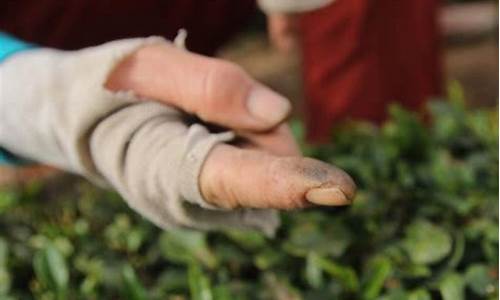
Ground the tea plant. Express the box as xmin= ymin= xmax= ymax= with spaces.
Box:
xmin=0 ymin=86 xmax=497 ymax=299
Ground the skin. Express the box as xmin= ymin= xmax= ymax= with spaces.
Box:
xmin=267 ymin=13 xmax=300 ymax=53
xmin=105 ymin=42 xmax=355 ymax=210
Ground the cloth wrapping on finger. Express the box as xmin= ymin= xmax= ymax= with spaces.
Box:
xmin=257 ymin=0 xmax=334 ymax=13
xmin=0 ymin=37 xmax=279 ymax=236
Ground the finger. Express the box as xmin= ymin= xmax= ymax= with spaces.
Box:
xmin=106 ymin=43 xmax=291 ymax=131
xmin=238 ymin=124 xmax=301 ymax=156
xmin=199 ymin=144 xmax=356 ymax=210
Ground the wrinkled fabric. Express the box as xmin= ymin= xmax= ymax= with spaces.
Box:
xmin=0 ymin=37 xmax=279 ymax=235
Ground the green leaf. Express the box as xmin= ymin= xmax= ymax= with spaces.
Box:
xmin=315 ymin=255 xmax=359 ymax=292
xmin=362 ymin=256 xmax=392 ymax=299
xmin=263 ymin=273 xmax=302 ymax=300
xmin=447 ymin=80 xmax=466 ymax=108
xmin=290 ymin=119 xmax=306 ymax=142
xmin=403 ymin=220 xmax=452 ymax=264
xmin=445 ymin=231 xmax=465 ymax=270
xmin=465 ymin=264 xmax=497 ymax=297
xmin=439 ymin=273 xmax=465 ymax=300
xmin=305 ymin=252 xmax=324 ymax=289
xmin=284 ymin=219 xmax=351 ymax=258
xmin=213 ymin=243 xmax=249 ymax=266
xmin=44 ymin=245 xmax=69 ymax=291
xmin=400 ymin=264 xmax=432 ymax=279
xmin=0 ymin=238 xmax=8 ymax=267
xmin=377 ymin=288 xmax=409 ymax=300
xmin=383 ymin=105 xmax=429 ymax=161
xmin=0 ymin=191 xmax=18 ymax=214
xmin=159 ymin=229 xmax=217 ymax=268
xmin=33 ymin=242 xmax=69 ymax=299
xmin=284 ymin=222 xmax=326 ymax=256
xmin=223 ymin=229 xmax=266 ymax=251
xmin=213 ymin=284 xmax=233 ymax=300
xmin=0 ymin=268 xmax=11 ymax=295
xmin=33 ymin=252 xmax=51 ymax=289
xmin=254 ymin=248 xmax=284 ymax=270
xmin=121 ymin=264 xmax=147 ymax=300
xmin=104 ymin=214 xmax=145 ymax=252
xmin=154 ymin=269 xmax=188 ymax=293
xmin=408 ymin=289 xmax=432 ymax=300
xmin=188 ymin=264 xmax=213 ymax=300
xmin=290 ymin=118 xmax=315 ymax=156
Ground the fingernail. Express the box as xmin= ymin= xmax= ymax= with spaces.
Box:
xmin=305 ymin=187 xmax=350 ymax=206
xmin=247 ymin=87 xmax=291 ymax=125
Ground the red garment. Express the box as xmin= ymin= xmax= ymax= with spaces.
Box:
xmin=0 ymin=0 xmax=256 ymax=55
xmin=299 ymin=0 xmax=443 ymax=142
xmin=1 ymin=0 xmax=442 ymax=142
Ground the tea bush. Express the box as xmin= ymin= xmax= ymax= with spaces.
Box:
xmin=0 ymin=84 xmax=497 ymax=299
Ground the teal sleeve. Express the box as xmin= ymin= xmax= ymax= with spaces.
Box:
xmin=0 ymin=32 xmax=35 ymax=63
xmin=0 ymin=32 xmax=36 ymax=164
xmin=0 ymin=149 xmax=30 ymax=165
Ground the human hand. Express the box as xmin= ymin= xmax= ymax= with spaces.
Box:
xmin=106 ymin=44 xmax=355 ymax=209
xmin=267 ymin=13 xmax=299 ymax=53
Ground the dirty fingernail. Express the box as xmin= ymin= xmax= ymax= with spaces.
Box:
xmin=305 ymin=187 xmax=350 ymax=206
xmin=247 ymin=87 xmax=291 ymax=125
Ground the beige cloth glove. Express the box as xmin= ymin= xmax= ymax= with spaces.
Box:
xmin=0 ymin=37 xmax=279 ymax=236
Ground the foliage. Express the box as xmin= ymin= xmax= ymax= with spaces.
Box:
xmin=0 ymin=90 xmax=497 ymax=299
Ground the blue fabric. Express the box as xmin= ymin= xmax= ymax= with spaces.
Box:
xmin=0 ymin=32 xmax=34 ymax=63
xmin=0 ymin=32 xmax=36 ymax=164
xmin=0 ymin=149 xmax=30 ymax=165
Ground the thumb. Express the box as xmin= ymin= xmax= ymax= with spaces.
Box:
xmin=200 ymin=144 xmax=356 ymax=210
xmin=106 ymin=43 xmax=291 ymax=131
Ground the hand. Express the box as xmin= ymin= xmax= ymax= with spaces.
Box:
xmin=267 ymin=13 xmax=299 ymax=53
xmin=106 ymin=43 xmax=355 ymax=209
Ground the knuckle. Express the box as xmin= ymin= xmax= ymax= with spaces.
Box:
xmin=199 ymin=60 xmax=250 ymax=119
xmin=211 ymin=61 xmax=247 ymax=84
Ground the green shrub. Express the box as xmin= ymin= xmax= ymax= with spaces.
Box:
xmin=0 ymin=92 xmax=497 ymax=299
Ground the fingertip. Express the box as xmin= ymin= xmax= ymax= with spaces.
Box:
xmin=305 ymin=186 xmax=350 ymax=206
xmin=290 ymin=158 xmax=357 ymax=205
xmin=246 ymin=86 xmax=291 ymax=129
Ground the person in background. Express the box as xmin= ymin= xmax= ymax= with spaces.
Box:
xmin=0 ymin=0 xmax=356 ymax=236
xmin=267 ymin=0 xmax=443 ymax=142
